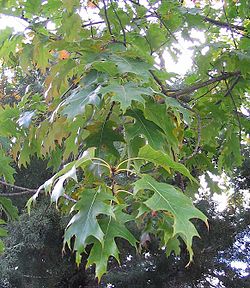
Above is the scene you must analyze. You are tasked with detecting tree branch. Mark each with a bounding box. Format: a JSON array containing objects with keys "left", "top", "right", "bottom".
[
  {"left": 0, "top": 180, "right": 77, "bottom": 203},
  {"left": 203, "top": 16, "right": 246, "bottom": 32},
  {"left": 110, "top": 0, "right": 127, "bottom": 46},
  {"left": 102, "top": 0, "right": 113, "bottom": 37},
  {"left": 150, "top": 70, "right": 241, "bottom": 99},
  {"left": 177, "top": 102, "right": 202, "bottom": 163},
  {"left": 169, "top": 71, "right": 241, "bottom": 98},
  {"left": 0, "top": 180, "right": 36, "bottom": 193}
]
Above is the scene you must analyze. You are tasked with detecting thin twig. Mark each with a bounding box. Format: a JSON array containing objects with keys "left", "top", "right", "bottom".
[
  {"left": 224, "top": 78, "right": 242, "bottom": 152},
  {"left": 222, "top": 4, "right": 238, "bottom": 49},
  {"left": 192, "top": 82, "right": 220, "bottom": 102},
  {"left": 0, "top": 180, "right": 77, "bottom": 203},
  {"left": 152, "top": 10, "right": 178, "bottom": 43},
  {"left": 82, "top": 20, "right": 104, "bottom": 28},
  {"left": 102, "top": 0, "right": 113, "bottom": 37},
  {"left": 128, "top": 0, "right": 141, "bottom": 5},
  {"left": 110, "top": 0, "right": 127, "bottom": 46},
  {"left": 149, "top": 70, "right": 174, "bottom": 95},
  {"left": 0, "top": 180, "right": 36, "bottom": 193},
  {"left": 175, "top": 101, "right": 201, "bottom": 163},
  {"left": 203, "top": 16, "right": 246, "bottom": 32},
  {"left": 0, "top": 190, "right": 36, "bottom": 196},
  {"left": 105, "top": 101, "right": 116, "bottom": 123},
  {"left": 63, "top": 193, "right": 77, "bottom": 203}
]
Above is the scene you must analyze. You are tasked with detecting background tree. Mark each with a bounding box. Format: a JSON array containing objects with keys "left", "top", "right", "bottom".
[{"left": 0, "top": 0, "right": 249, "bottom": 282}]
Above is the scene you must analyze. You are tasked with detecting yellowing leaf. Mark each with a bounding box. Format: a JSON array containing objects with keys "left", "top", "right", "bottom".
[{"left": 58, "top": 49, "right": 70, "bottom": 60}]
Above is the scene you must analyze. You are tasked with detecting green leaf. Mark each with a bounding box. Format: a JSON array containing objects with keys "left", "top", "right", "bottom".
[
  {"left": 139, "top": 145, "right": 196, "bottom": 182},
  {"left": 0, "top": 150, "right": 15, "bottom": 183},
  {"left": 134, "top": 175, "right": 207, "bottom": 262},
  {"left": 62, "top": 0, "right": 79, "bottom": 13},
  {"left": 101, "top": 83, "right": 152, "bottom": 112},
  {"left": 87, "top": 206, "right": 137, "bottom": 280},
  {"left": 0, "top": 197, "right": 19, "bottom": 221},
  {"left": 33, "top": 35, "right": 51, "bottom": 73},
  {"left": 143, "top": 102, "right": 178, "bottom": 147},
  {"left": 85, "top": 121, "right": 124, "bottom": 158},
  {"left": 125, "top": 109, "right": 165, "bottom": 150},
  {"left": 109, "top": 55, "right": 152, "bottom": 78},
  {"left": 64, "top": 188, "right": 115, "bottom": 254},
  {"left": 91, "top": 61, "right": 119, "bottom": 76},
  {"left": 0, "top": 239, "right": 4, "bottom": 254},
  {"left": 146, "top": 23, "right": 167, "bottom": 51},
  {"left": 62, "top": 86, "right": 101, "bottom": 119},
  {"left": 60, "top": 13, "right": 82, "bottom": 41},
  {"left": 0, "top": 227, "right": 8, "bottom": 237}
]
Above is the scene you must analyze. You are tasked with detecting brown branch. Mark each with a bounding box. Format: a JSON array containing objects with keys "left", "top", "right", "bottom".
[
  {"left": 82, "top": 20, "right": 105, "bottom": 28},
  {"left": 223, "top": 76, "right": 240, "bottom": 97},
  {"left": 169, "top": 71, "right": 241, "bottom": 98},
  {"left": 102, "top": 0, "right": 113, "bottom": 37},
  {"left": 110, "top": 0, "right": 127, "bottom": 46},
  {"left": 105, "top": 101, "right": 115, "bottom": 123},
  {"left": 0, "top": 180, "right": 77, "bottom": 203},
  {"left": 203, "top": 16, "right": 246, "bottom": 32},
  {"left": 0, "top": 190, "right": 36, "bottom": 196},
  {"left": 0, "top": 180, "right": 36, "bottom": 193},
  {"left": 149, "top": 70, "right": 174, "bottom": 95},
  {"left": 150, "top": 70, "right": 241, "bottom": 100},
  {"left": 82, "top": 14, "right": 247, "bottom": 34}
]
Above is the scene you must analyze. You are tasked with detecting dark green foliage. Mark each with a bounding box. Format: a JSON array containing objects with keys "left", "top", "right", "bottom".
[
  {"left": 101, "top": 206, "right": 250, "bottom": 288},
  {"left": 0, "top": 199, "right": 97, "bottom": 288}
]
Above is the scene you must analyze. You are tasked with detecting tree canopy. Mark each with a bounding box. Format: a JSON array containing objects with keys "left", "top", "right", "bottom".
[{"left": 0, "top": 0, "right": 249, "bottom": 281}]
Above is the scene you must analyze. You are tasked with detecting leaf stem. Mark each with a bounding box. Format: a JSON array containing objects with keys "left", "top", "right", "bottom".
[{"left": 116, "top": 157, "right": 144, "bottom": 169}]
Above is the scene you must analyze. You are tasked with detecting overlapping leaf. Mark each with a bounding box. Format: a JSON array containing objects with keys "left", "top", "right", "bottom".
[
  {"left": 108, "top": 55, "right": 152, "bottom": 78},
  {"left": 87, "top": 206, "right": 137, "bottom": 280},
  {"left": 134, "top": 175, "right": 207, "bottom": 262},
  {"left": 125, "top": 109, "right": 166, "bottom": 150},
  {"left": 0, "top": 197, "right": 18, "bottom": 221},
  {"left": 139, "top": 145, "right": 196, "bottom": 182},
  {"left": 85, "top": 121, "right": 124, "bottom": 157},
  {"left": 0, "top": 150, "right": 15, "bottom": 183},
  {"left": 64, "top": 188, "right": 115, "bottom": 255},
  {"left": 143, "top": 102, "right": 178, "bottom": 147},
  {"left": 26, "top": 148, "right": 95, "bottom": 211},
  {"left": 101, "top": 83, "right": 152, "bottom": 112},
  {"left": 62, "top": 86, "right": 101, "bottom": 119}
]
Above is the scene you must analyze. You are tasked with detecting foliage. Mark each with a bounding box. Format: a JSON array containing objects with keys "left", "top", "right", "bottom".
[
  {"left": 0, "top": 0, "right": 249, "bottom": 280},
  {"left": 101, "top": 206, "right": 250, "bottom": 288},
  {"left": 0, "top": 198, "right": 97, "bottom": 288}
]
